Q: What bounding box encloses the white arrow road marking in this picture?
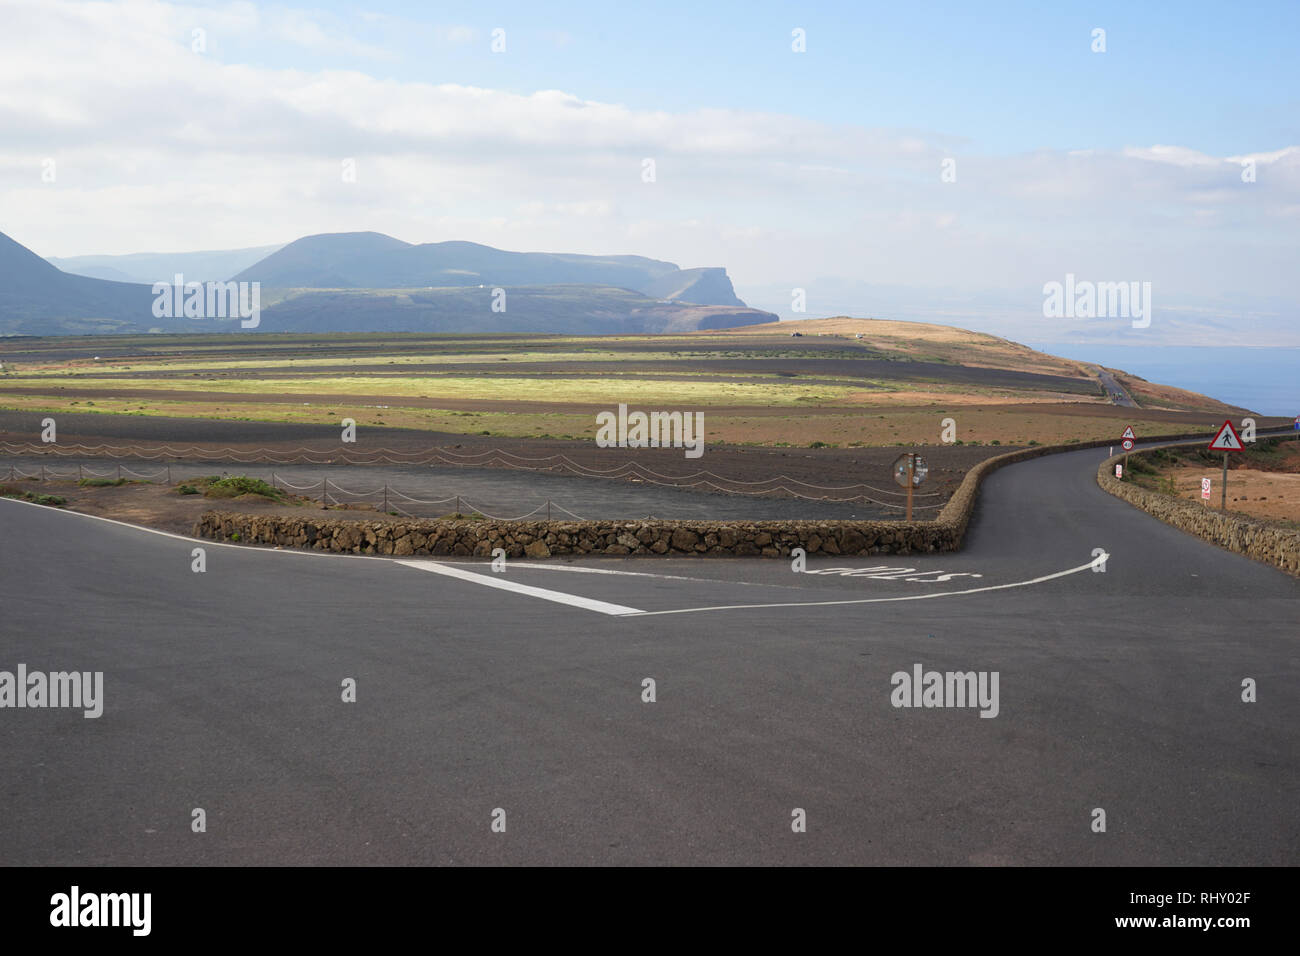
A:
[394,559,645,616]
[623,554,1108,617]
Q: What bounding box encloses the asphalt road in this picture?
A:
[1089,364,1137,407]
[1,435,1295,865]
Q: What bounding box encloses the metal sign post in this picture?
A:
[892,452,928,521]
[906,454,915,521]
[1208,420,1244,512]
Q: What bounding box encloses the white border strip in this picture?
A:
[0,495,381,561]
[443,560,811,591]
[393,559,645,616]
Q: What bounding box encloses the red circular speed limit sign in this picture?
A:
[1121,438,1134,451]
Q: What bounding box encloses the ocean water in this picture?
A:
[1030,344,1299,417]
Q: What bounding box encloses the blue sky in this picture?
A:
[215,0,1300,156]
[2,0,1297,345]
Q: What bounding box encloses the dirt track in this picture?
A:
[0,384,896,414]
[12,356,1101,394]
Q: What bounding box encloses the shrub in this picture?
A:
[78,477,126,487]
[177,484,199,495]
[0,485,65,506]
[204,476,283,500]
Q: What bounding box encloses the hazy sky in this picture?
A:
[2,0,1297,331]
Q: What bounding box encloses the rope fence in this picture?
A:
[3,463,172,482]
[0,440,948,506]
[0,459,945,517]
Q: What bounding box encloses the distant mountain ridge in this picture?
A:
[48,244,284,285]
[0,230,163,335]
[0,229,772,336]
[232,232,747,307]
[258,285,772,335]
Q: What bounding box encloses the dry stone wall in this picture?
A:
[1098,445,1300,576]
[192,511,959,558]
[191,429,1235,559]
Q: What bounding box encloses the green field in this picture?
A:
[0,321,1253,447]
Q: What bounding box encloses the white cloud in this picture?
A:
[1227,145,1299,164]
[1124,145,1224,167]
[0,0,1295,313]
[265,7,396,60]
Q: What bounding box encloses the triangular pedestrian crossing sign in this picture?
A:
[1121,426,1136,440]
[1208,420,1244,451]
